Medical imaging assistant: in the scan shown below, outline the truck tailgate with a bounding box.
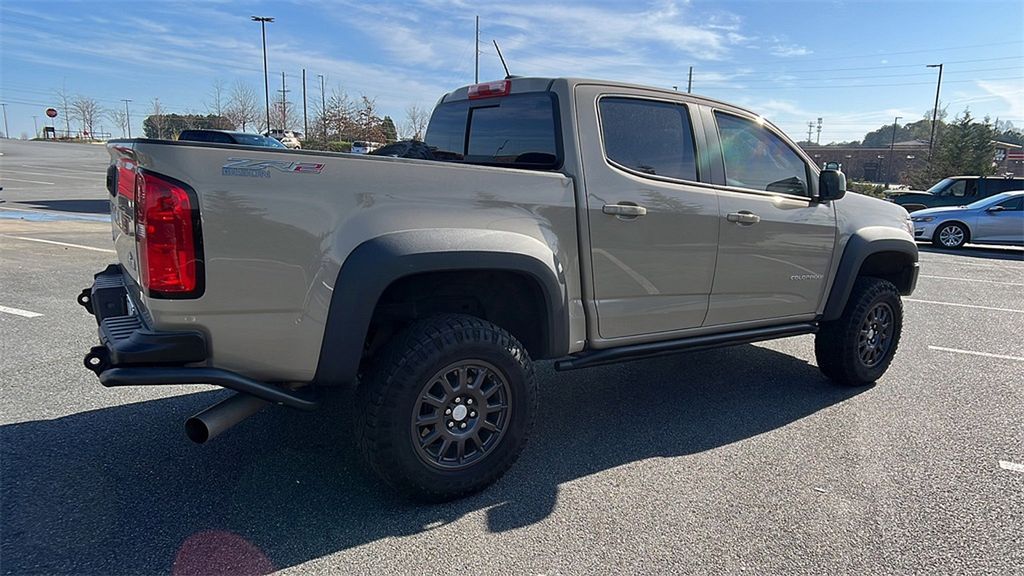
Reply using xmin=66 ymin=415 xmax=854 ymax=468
xmin=107 ymin=144 xmax=141 ymax=288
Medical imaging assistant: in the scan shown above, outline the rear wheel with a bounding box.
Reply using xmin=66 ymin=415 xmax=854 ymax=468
xmin=933 ymin=222 xmax=968 ymax=248
xmin=357 ymin=314 xmax=536 ymax=501
xmin=815 ymin=277 xmax=903 ymax=386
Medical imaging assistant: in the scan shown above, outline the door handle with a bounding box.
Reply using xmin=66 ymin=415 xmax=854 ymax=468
xmin=726 ymin=211 xmax=761 ymax=224
xmin=603 ymin=204 xmax=647 ymax=217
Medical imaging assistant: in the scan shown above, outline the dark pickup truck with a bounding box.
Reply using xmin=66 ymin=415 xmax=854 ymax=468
xmin=888 ymin=175 xmax=1024 ymax=211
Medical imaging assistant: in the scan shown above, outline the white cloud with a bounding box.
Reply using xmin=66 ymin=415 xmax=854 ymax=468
xmin=976 ymin=80 xmax=1024 ymax=120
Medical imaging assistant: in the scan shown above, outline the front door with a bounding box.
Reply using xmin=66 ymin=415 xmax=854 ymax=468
xmin=575 ymin=86 xmax=720 ymax=340
xmin=704 ymin=110 xmax=837 ymax=326
xmin=973 ymin=195 xmax=1024 ymax=243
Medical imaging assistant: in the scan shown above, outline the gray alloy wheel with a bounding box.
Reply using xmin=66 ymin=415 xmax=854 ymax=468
xmin=410 ymin=360 xmax=512 ymax=471
xmin=857 ymin=302 xmax=895 ymax=368
xmin=935 ymin=222 xmax=967 ymax=248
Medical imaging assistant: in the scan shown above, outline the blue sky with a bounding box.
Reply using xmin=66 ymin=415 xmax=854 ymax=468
xmin=1 ymin=0 xmax=1022 ymax=142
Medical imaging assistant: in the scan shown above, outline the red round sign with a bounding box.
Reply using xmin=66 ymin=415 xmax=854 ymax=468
xmin=46 ymin=108 xmax=58 ymax=118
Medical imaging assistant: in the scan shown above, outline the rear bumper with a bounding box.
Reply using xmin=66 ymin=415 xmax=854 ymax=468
xmin=79 ymin=265 xmax=316 ymax=410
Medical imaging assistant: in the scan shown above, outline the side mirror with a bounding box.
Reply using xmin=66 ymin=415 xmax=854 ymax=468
xmin=819 ymin=169 xmax=846 ymax=201
xmin=986 ymin=205 xmax=1005 ymax=213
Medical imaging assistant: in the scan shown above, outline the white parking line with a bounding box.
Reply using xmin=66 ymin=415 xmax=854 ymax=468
xmin=999 ymin=461 xmax=1024 ymax=473
xmin=0 ymin=305 xmax=43 ymax=318
xmin=919 ymin=258 xmax=1024 ymax=270
xmin=905 ymin=298 xmax=1024 ymax=314
xmin=2 ymin=177 xmax=55 ymax=185
xmin=2 ymin=235 xmax=115 ymax=253
xmin=928 ymin=346 xmax=1024 ymax=362
xmin=920 ymin=275 xmax=1024 ymax=287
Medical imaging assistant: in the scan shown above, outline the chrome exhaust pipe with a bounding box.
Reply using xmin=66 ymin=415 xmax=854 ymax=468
xmin=185 ymin=393 xmax=268 ymax=444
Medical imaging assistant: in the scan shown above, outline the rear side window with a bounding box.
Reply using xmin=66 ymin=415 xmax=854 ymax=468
xmin=990 ymin=179 xmax=1024 ymax=193
xmin=424 ymin=93 xmax=560 ymax=169
xmin=715 ymin=112 xmax=809 ymax=196
xmin=598 ymin=97 xmax=697 ymax=181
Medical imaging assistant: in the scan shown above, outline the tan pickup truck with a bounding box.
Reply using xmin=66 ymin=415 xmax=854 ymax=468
xmin=80 ymin=77 xmax=919 ymax=500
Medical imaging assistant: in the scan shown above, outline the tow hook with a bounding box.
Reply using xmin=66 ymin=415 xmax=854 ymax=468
xmin=84 ymin=346 xmax=111 ymax=375
xmin=77 ymin=288 xmax=94 ymax=314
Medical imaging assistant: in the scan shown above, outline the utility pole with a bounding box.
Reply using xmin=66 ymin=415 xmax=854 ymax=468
xmin=475 ymin=15 xmax=480 ymax=83
xmin=807 ymin=122 xmax=815 ymax=143
xmin=278 ymin=71 xmax=290 ymax=132
xmin=687 ymin=66 xmax=693 ymax=93
xmin=317 ymin=73 xmax=327 ymax=143
xmin=302 ymin=68 xmax=308 ymax=139
xmin=0 ymin=103 xmax=8 ymax=138
xmin=816 ymin=117 xmax=823 ymax=145
xmin=122 ymin=99 xmax=132 ymax=138
xmin=926 ymin=63 xmax=944 ymax=168
xmin=33 ymin=116 xmax=39 ymax=137
xmin=251 ymin=16 xmax=274 ymax=135
xmin=887 ymin=116 xmax=902 ymax=188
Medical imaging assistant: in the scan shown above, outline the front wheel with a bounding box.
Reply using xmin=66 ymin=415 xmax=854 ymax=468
xmin=357 ymin=314 xmax=536 ymax=501
xmin=933 ymin=222 xmax=968 ymax=248
xmin=815 ymin=277 xmax=903 ymax=386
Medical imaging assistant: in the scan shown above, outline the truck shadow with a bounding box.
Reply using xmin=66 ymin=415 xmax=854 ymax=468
xmin=18 ymin=199 xmax=111 ymax=214
xmin=1 ymin=344 xmax=864 ymax=574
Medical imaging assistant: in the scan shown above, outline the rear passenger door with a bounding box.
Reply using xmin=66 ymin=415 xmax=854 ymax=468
xmin=575 ymin=86 xmax=719 ymax=340
xmin=703 ymin=109 xmax=837 ymax=326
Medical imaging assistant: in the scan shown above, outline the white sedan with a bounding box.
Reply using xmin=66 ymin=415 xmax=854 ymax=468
xmin=911 ymin=191 xmax=1024 ymax=248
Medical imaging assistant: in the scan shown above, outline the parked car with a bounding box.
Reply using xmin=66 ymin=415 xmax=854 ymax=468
xmin=84 ymin=77 xmax=919 ymax=501
xmin=351 ymin=140 xmax=383 ymax=154
xmin=178 ymin=130 xmax=286 ymax=148
xmin=910 ymin=190 xmax=1024 ymax=248
xmin=888 ymin=175 xmax=1023 ymax=212
xmin=263 ymin=130 xmax=302 ymax=149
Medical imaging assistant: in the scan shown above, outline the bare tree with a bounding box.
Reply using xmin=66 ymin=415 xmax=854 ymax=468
xmin=206 ymin=78 xmax=228 ymax=118
xmin=403 ymin=104 xmax=429 ymax=141
xmin=55 ymin=82 xmax=73 ymax=136
xmin=354 ymin=95 xmax=385 ymax=142
xmin=226 ymin=80 xmax=260 ymax=131
xmin=107 ymin=107 xmax=128 ymax=138
xmin=150 ymin=98 xmax=165 ymax=139
xmin=71 ymin=95 xmax=103 ymax=138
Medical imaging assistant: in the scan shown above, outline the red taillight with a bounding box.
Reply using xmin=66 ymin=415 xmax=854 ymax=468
xmin=135 ymin=171 xmax=202 ymax=297
xmin=468 ymin=80 xmax=511 ymax=99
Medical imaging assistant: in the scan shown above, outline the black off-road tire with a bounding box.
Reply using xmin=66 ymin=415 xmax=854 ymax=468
xmin=357 ymin=314 xmax=536 ymax=501
xmin=815 ymin=277 xmax=903 ymax=386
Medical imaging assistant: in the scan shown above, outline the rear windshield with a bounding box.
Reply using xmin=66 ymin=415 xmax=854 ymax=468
xmin=424 ymin=92 xmax=560 ymax=169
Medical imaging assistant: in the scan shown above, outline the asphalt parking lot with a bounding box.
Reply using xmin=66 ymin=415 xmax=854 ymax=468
xmin=2 ymin=139 xmax=1022 ymax=575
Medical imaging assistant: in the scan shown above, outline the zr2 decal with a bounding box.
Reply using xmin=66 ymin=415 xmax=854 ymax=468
xmin=222 ymin=158 xmax=325 ymax=178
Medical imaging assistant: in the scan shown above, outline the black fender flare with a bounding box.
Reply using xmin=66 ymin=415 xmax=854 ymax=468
xmin=313 ymin=233 xmax=569 ymax=387
xmin=822 ymin=231 xmax=919 ymax=321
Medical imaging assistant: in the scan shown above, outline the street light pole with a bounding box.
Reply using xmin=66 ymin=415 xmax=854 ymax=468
xmin=251 ymin=15 xmax=274 ymax=135
xmin=887 ymin=116 xmax=902 ymax=188
xmin=0 ymin=103 xmax=8 ymax=139
xmin=926 ymin=63 xmax=944 ymax=168
xmin=317 ymin=73 xmax=326 ymax=143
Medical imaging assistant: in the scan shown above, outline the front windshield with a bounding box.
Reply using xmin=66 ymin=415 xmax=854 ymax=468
xmin=929 ymin=178 xmax=958 ymax=195
xmin=966 ymin=193 xmax=1012 ymax=210
xmin=234 ymin=133 xmax=286 ymax=148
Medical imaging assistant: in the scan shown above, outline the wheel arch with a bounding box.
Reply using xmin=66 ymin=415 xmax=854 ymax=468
xmin=313 ymin=230 xmax=570 ymax=387
xmin=933 ymin=219 xmax=972 ymax=244
xmin=823 ymin=229 xmax=919 ymax=321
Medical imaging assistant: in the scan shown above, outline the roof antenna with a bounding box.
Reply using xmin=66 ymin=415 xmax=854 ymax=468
xmin=493 ymin=40 xmax=511 ymax=78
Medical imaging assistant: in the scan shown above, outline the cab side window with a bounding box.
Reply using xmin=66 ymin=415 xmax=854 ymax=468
xmin=964 ymin=179 xmax=979 ymax=197
xmin=599 ymin=97 xmax=698 ymax=181
xmin=715 ymin=112 xmax=809 ymax=197
xmin=945 ymin=180 xmax=967 ymax=197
